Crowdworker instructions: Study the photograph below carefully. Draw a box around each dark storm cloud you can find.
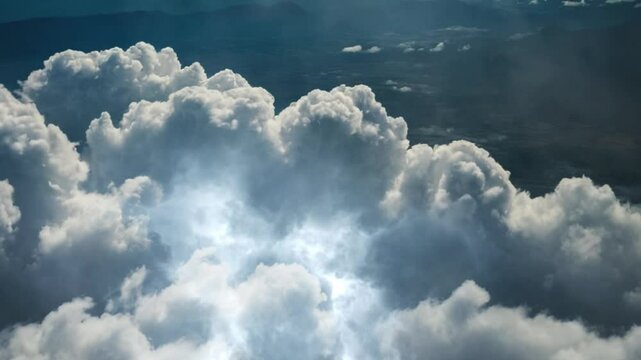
[1,43,641,359]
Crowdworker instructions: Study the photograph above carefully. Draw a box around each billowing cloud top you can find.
[1,42,641,359]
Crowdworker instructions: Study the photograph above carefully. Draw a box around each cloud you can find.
[429,41,446,52]
[39,176,161,253]
[342,45,363,53]
[377,281,641,360]
[0,83,164,327]
[365,46,382,53]
[341,45,382,54]
[369,141,641,328]
[1,42,641,358]
[393,86,413,92]
[385,80,413,93]
[0,83,89,262]
[0,181,20,246]
[0,250,338,360]
[86,80,408,231]
[20,42,207,140]
[4,265,641,359]
[563,0,588,6]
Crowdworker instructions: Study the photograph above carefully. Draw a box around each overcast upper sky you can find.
[0,0,639,22]
[0,0,274,22]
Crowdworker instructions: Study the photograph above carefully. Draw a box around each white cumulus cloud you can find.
[0,42,640,359]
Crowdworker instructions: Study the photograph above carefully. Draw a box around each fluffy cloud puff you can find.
[0,85,163,326]
[20,42,207,140]
[0,84,88,265]
[4,267,641,360]
[0,181,20,246]
[1,43,641,358]
[376,281,641,360]
[370,141,641,328]
[0,250,337,360]
[86,78,407,232]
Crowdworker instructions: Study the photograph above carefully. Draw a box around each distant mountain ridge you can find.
[2,0,638,38]
[0,0,303,23]
[214,1,307,18]
[0,1,308,26]
[1,0,639,25]
[0,1,313,58]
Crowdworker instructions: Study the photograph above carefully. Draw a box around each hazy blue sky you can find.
[0,0,275,22]
[0,0,638,22]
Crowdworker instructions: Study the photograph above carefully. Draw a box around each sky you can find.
[1,0,640,22]
[0,1,641,359]
[0,0,248,22]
